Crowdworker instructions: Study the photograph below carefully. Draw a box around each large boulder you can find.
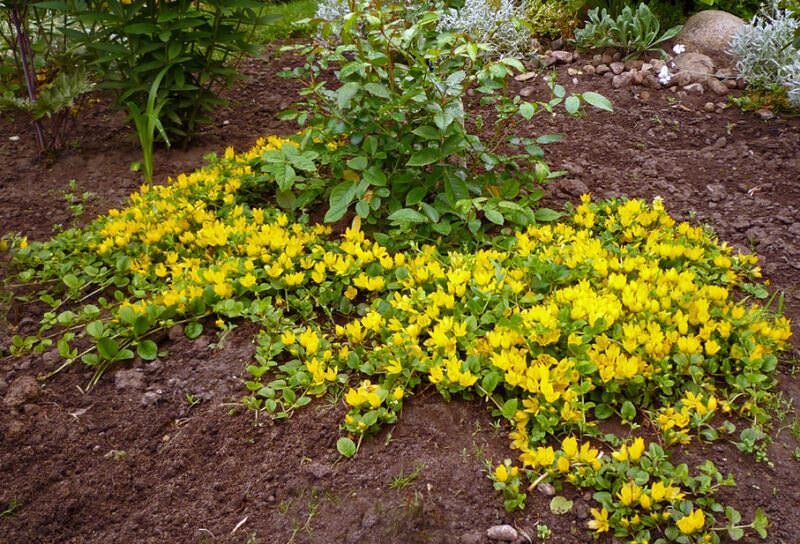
[675,10,746,65]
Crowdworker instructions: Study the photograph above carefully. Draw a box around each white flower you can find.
[658,65,672,85]
[672,43,686,55]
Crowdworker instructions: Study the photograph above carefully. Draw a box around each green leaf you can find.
[412,125,440,140]
[595,403,613,419]
[535,208,562,222]
[363,82,390,98]
[388,208,428,224]
[86,320,104,339]
[185,322,203,339]
[581,91,613,112]
[325,181,358,222]
[727,526,744,541]
[337,436,357,458]
[406,187,427,205]
[565,95,580,114]
[536,133,564,144]
[62,273,81,290]
[501,398,518,420]
[97,337,120,360]
[519,102,535,120]
[407,148,440,166]
[484,209,504,225]
[137,340,158,361]
[346,156,368,171]
[752,508,768,538]
[336,82,360,109]
[549,496,573,515]
[621,400,636,421]
[133,315,150,337]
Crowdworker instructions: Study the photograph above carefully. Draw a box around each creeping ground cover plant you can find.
[3,136,792,543]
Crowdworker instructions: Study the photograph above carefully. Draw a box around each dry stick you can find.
[9,2,45,153]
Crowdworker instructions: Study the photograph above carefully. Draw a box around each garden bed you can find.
[1,48,799,544]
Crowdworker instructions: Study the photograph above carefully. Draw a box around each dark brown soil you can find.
[1,48,799,544]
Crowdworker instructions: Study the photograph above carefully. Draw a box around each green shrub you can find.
[573,2,683,58]
[526,0,585,39]
[61,0,269,146]
[276,1,610,243]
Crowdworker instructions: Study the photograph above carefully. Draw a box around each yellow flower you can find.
[676,508,706,535]
[617,481,642,506]
[391,387,404,401]
[628,437,645,462]
[298,328,320,354]
[561,436,578,458]
[588,507,610,533]
[494,464,509,483]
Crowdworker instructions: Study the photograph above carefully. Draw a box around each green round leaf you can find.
[185,322,203,339]
[137,339,158,361]
[337,437,357,458]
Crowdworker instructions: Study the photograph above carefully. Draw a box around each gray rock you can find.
[486,525,518,541]
[537,482,556,496]
[582,64,596,75]
[612,72,633,89]
[592,54,603,66]
[519,86,535,98]
[4,375,40,407]
[41,349,61,368]
[558,178,590,197]
[708,78,729,95]
[675,10,746,64]
[643,74,662,89]
[610,61,625,75]
[683,82,705,95]
[601,52,614,65]
[639,90,652,101]
[140,390,162,406]
[632,69,644,85]
[756,109,775,120]
[595,64,610,75]
[550,50,574,63]
[625,59,644,71]
[672,52,716,83]
[115,369,145,391]
[704,101,717,112]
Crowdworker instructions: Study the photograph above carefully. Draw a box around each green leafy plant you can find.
[526,0,585,39]
[275,1,611,244]
[127,66,171,184]
[61,0,269,146]
[573,2,683,59]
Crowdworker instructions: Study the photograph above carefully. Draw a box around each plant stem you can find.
[9,2,46,153]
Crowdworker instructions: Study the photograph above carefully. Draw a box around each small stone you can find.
[624,59,644,71]
[592,54,603,66]
[582,64,596,75]
[168,324,184,342]
[574,500,591,520]
[305,461,332,479]
[601,52,614,65]
[537,482,556,496]
[723,79,738,89]
[673,71,693,87]
[708,78,729,95]
[550,50,574,63]
[595,64,610,75]
[609,61,625,74]
[642,74,662,89]
[558,178,590,196]
[4,376,40,408]
[518,86,535,98]
[683,82,705,95]
[639,90,651,101]
[612,51,622,61]
[41,349,61,368]
[540,54,557,67]
[640,62,653,73]
[704,101,716,112]
[9,135,20,142]
[756,109,775,120]
[651,59,666,72]
[514,71,537,82]
[141,390,162,406]
[612,72,633,89]
[486,524,518,542]
[631,69,644,85]
[567,67,582,76]
[115,369,145,391]
[551,38,564,50]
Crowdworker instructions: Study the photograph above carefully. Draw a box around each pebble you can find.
[683,82,705,95]
[639,90,651,102]
[756,109,775,120]
[537,482,556,496]
[724,79,738,89]
[550,50,574,64]
[642,74,662,89]
[567,67,582,76]
[610,61,625,75]
[704,101,716,112]
[518,86,535,98]
[168,324,184,341]
[595,64,610,75]
[3,375,41,408]
[582,64,596,75]
[612,72,633,89]
[486,524,518,541]
[707,78,729,95]
[9,135,20,142]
